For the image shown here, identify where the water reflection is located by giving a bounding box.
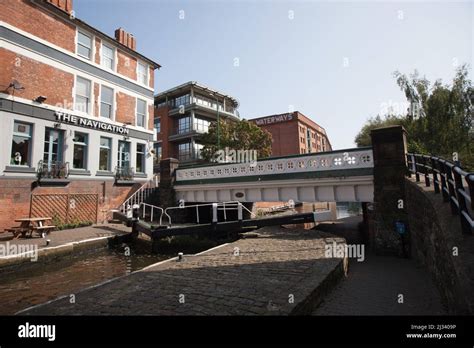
[0,242,167,315]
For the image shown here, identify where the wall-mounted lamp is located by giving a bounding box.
[8,80,24,91]
[54,122,62,129]
[34,96,47,104]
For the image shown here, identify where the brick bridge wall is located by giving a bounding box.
[405,177,474,314]
[0,178,140,230]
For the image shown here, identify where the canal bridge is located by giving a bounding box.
[173,147,374,204]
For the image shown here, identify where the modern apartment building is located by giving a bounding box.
[250,111,332,156]
[0,0,160,229]
[154,81,240,167]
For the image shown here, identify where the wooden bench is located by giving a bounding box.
[32,225,56,238]
[5,226,30,239]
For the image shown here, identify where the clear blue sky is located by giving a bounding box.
[75,0,472,149]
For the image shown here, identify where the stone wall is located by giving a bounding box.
[405,177,474,314]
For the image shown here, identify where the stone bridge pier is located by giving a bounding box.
[370,125,409,256]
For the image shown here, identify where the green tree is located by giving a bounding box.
[199,119,273,162]
[355,64,473,169]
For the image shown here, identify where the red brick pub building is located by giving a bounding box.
[0,0,160,230]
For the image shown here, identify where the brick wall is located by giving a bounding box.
[0,48,74,109]
[116,92,136,125]
[0,178,140,231]
[260,120,299,156]
[405,178,474,314]
[117,50,137,81]
[0,0,76,53]
[93,82,100,116]
[94,37,101,65]
[155,106,171,158]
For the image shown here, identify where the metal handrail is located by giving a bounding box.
[37,160,69,180]
[115,166,135,181]
[164,201,256,227]
[407,153,474,234]
[140,202,164,226]
[119,181,156,214]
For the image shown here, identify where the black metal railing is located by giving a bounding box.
[407,153,474,234]
[115,166,135,181]
[37,160,69,180]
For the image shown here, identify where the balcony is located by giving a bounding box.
[37,160,70,185]
[168,125,208,142]
[168,103,240,121]
[115,166,135,185]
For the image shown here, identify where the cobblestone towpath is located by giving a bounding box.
[20,227,346,315]
[313,254,446,315]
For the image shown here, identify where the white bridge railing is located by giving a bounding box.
[164,201,256,226]
[176,148,373,182]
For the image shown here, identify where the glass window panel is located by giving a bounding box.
[77,32,92,59]
[137,99,146,114]
[100,86,113,118]
[77,45,90,59]
[99,137,111,171]
[76,77,90,96]
[78,32,91,47]
[138,63,148,84]
[102,44,114,69]
[118,141,131,168]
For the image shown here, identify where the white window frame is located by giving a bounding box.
[137,61,149,86]
[136,99,147,128]
[76,30,93,60]
[74,76,92,115]
[101,42,116,71]
[100,85,115,120]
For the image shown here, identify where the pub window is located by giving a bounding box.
[11,121,32,166]
[136,99,147,128]
[99,137,111,171]
[100,85,114,119]
[77,31,92,60]
[101,43,115,70]
[73,132,88,169]
[43,128,63,165]
[136,143,146,173]
[75,77,91,114]
[118,141,131,169]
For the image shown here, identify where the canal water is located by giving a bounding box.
[336,202,362,219]
[0,242,168,315]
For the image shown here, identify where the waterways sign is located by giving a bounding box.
[54,112,130,135]
[254,113,294,126]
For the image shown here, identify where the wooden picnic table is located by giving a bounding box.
[9,217,55,238]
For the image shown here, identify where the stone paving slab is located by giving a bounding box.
[0,224,130,249]
[20,227,346,315]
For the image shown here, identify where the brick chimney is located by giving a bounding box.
[115,28,137,51]
[45,0,73,14]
